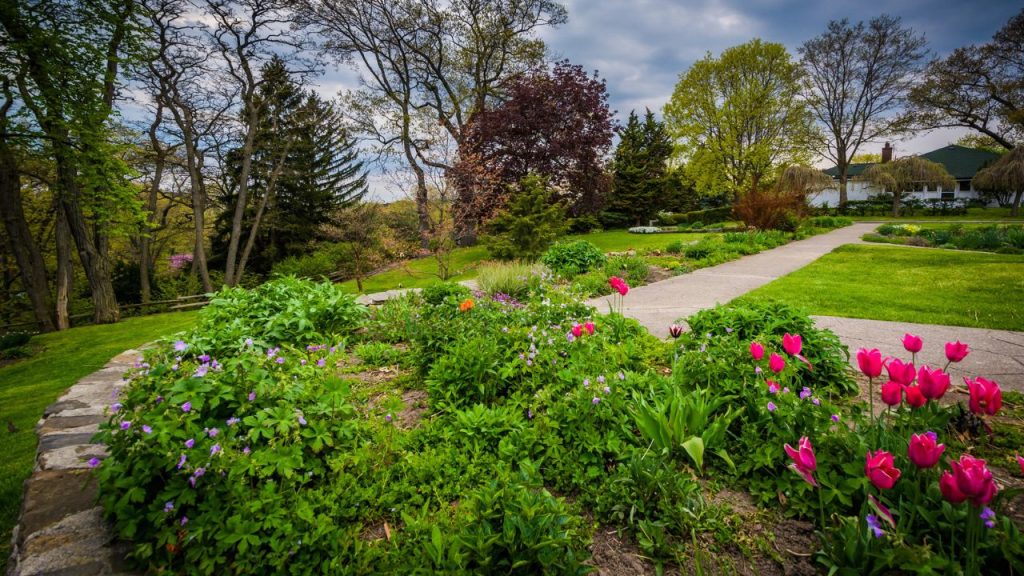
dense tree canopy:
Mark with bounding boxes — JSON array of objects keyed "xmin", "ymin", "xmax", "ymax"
[
  {"xmin": 605, "ymin": 110, "xmax": 674, "ymax": 227},
  {"xmin": 664, "ymin": 40, "xmax": 815, "ymax": 199}
]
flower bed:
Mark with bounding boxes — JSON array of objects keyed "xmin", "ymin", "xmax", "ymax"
[{"xmin": 91, "ymin": 277, "xmax": 1023, "ymax": 574}]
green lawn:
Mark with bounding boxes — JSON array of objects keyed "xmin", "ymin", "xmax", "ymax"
[
  {"xmin": 847, "ymin": 207, "xmax": 1023, "ymax": 222},
  {"xmin": 740, "ymin": 244, "xmax": 1024, "ymax": 331},
  {"xmin": 0, "ymin": 311, "xmax": 198, "ymax": 569},
  {"xmin": 337, "ymin": 230, "xmax": 708, "ymax": 294}
]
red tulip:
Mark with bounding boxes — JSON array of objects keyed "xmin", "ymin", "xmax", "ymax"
[
  {"xmin": 902, "ymin": 333, "xmax": 923, "ymax": 354},
  {"xmin": 904, "ymin": 385, "xmax": 927, "ymax": 409},
  {"xmin": 857, "ymin": 348, "xmax": 884, "ymax": 379},
  {"xmin": 945, "ymin": 340, "xmax": 970, "ymax": 363},
  {"xmin": 584, "ymin": 321, "xmax": 596, "ymax": 335},
  {"xmin": 885, "ymin": 359, "xmax": 915, "ymax": 386},
  {"xmin": 880, "ymin": 380, "xmax": 903, "ymax": 406},
  {"xmin": 784, "ymin": 436, "xmax": 817, "ymax": 487},
  {"xmin": 907, "ymin": 432, "xmax": 945, "ymax": 469},
  {"xmin": 917, "ymin": 366, "xmax": 950, "ymax": 400},
  {"xmin": 571, "ymin": 324, "xmax": 584, "ymax": 338},
  {"xmin": 865, "ymin": 450, "xmax": 901, "ymax": 490},
  {"xmin": 940, "ymin": 471, "xmax": 968, "ymax": 504},
  {"xmin": 749, "ymin": 341, "xmax": 765, "ymax": 361},
  {"xmin": 609, "ymin": 276, "xmax": 629, "ymax": 296},
  {"xmin": 950, "ymin": 454, "xmax": 998, "ymax": 506},
  {"xmin": 769, "ymin": 353, "xmax": 785, "ymax": 373},
  {"xmin": 966, "ymin": 376, "xmax": 1002, "ymax": 416},
  {"xmin": 782, "ymin": 333, "xmax": 802, "ymax": 356}
]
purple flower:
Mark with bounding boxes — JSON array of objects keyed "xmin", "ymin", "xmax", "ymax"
[
  {"xmin": 699, "ymin": 344, "xmax": 707, "ymax": 353},
  {"xmin": 755, "ymin": 366, "xmax": 763, "ymax": 375},
  {"xmin": 110, "ymin": 402, "xmax": 122, "ymax": 413},
  {"xmin": 592, "ymin": 397, "xmax": 601, "ymax": 405},
  {"xmin": 767, "ymin": 401, "xmax": 777, "ymax": 412},
  {"xmin": 812, "ymin": 398, "xmax": 821, "ymax": 406},
  {"xmin": 171, "ymin": 364, "xmax": 179, "ymax": 371},
  {"xmin": 526, "ymin": 360, "xmax": 532, "ymax": 366},
  {"xmin": 603, "ymin": 386, "xmax": 611, "ymax": 394},
  {"xmin": 385, "ymin": 414, "xmax": 392, "ymax": 423},
  {"xmin": 227, "ymin": 417, "xmax": 240, "ymax": 426},
  {"xmin": 193, "ymin": 364, "xmax": 209, "ymax": 378},
  {"xmin": 185, "ymin": 438, "xmax": 195, "ymax": 449},
  {"xmin": 566, "ymin": 332, "xmax": 576, "ymax": 343},
  {"xmin": 164, "ymin": 501, "xmax": 174, "ymax": 513},
  {"xmin": 783, "ymin": 387, "xmax": 790, "ymax": 394},
  {"xmin": 300, "ymin": 359, "xmax": 307, "ymax": 366},
  {"xmin": 275, "ymin": 357, "xmax": 285, "ymax": 365},
  {"xmin": 180, "ymin": 516, "xmax": 188, "ymax": 526},
  {"xmin": 189, "ymin": 467, "xmax": 206, "ymax": 487},
  {"xmin": 725, "ymin": 327, "xmax": 733, "ymax": 333},
  {"xmin": 768, "ymin": 383, "xmax": 779, "ymax": 394},
  {"xmin": 267, "ymin": 348, "xmax": 278, "ymax": 359},
  {"xmin": 142, "ymin": 425, "xmax": 153, "ymax": 434},
  {"xmin": 174, "ymin": 340, "xmax": 188, "ymax": 352},
  {"xmin": 120, "ymin": 421, "xmax": 132, "ymax": 430},
  {"xmin": 210, "ymin": 444, "xmax": 221, "ymax": 456},
  {"xmin": 867, "ymin": 514, "xmax": 884, "ymax": 538},
  {"xmin": 831, "ymin": 414, "xmax": 840, "ymax": 422},
  {"xmin": 799, "ymin": 387, "xmax": 812, "ymax": 400},
  {"xmin": 925, "ymin": 430, "xmax": 938, "ymax": 442},
  {"xmin": 87, "ymin": 457, "xmax": 100, "ymax": 468},
  {"xmin": 198, "ymin": 354, "xmax": 211, "ymax": 364},
  {"xmin": 316, "ymin": 358, "xmax": 326, "ymax": 368},
  {"xmin": 156, "ymin": 395, "xmax": 164, "ymax": 404},
  {"xmin": 248, "ymin": 391, "xmax": 256, "ymax": 402},
  {"xmin": 245, "ymin": 338, "xmax": 254, "ymax": 347},
  {"xmin": 527, "ymin": 409, "xmax": 534, "ymax": 420},
  {"xmin": 597, "ymin": 375, "xmax": 606, "ymax": 384},
  {"xmin": 206, "ymin": 427, "xmax": 218, "ymax": 438},
  {"xmin": 617, "ymin": 371, "xmax": 625, "ymax": 381},
  {"xmin": 981, "ymin": 507, "xmax": 996, "ymax": 529},
  {"xmin": 297, "ymin": 413, "xmax": 307, "ymax": 426},
  {"xmin": 243, "ymin": 446, "xmax": 251, "ymax": 455},
  {"xmin": 177, "ymin": 454, "xmax": 187, "ymax": 469},
  {"xmin": 583, "ymin": 378, "xmax": 590, "ymax": 388}
]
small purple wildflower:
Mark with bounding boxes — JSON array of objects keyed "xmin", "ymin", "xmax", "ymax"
[
  {"xmin": 164, "ymin": 501, "xmax": 174, "ymax": 513},
  {"xmin": 182, "ymin": 401, "xmax": 192, "ymax": 412},
  {"xmin": 243, "ymin": 446, "xmax": 251, "ymax": 455},
  {"xmin": 812, "ymin": 398, "xmax": 821, "ymax": 406},
  {"xmin": 207, "ymin": 428, "xmax": 219, "ymax": 438},
  {"xmin": 755, "ymin": 366, "xmax": 763, "ymax": 375},
  {"xmin": 527, "ymin": 409, "xmax": 534, "ymax": 420},
  {"xmin": 597, "ymin": 375, "xmax": 606, "ymax": 384},
  {"xmin": 925, "ymin": 431, "xmax": 938, "ymax": 442},
  {"xmin": 831, "ymin": 414, "xmax": 840, "ymax": 422},
  {"xmin": 566, "ymin": 332, "xmax": 576, "ymax": 343},
  {"xmin": 767, "ymin": 401, "xmax": 777, "ymax": 412},
  {"xmin": 867, "ymin": 515, "xmax": 884, "ymax": 538},
  {"xmin": 617, "ymin": 371, "xmax": 625, "ymax": 381},
  {"xmin": 177, "ymin": 454, "xmax": 187, "ymax": 469},
  {"xmin": 768, "ymin": 383, "xmax": 779, "ymax": 394},
  {"xmin": 248, "ymin": 391, "xmax": 256, "ymax": 402},
  {"xmin": 210, "ymin": 444, "xmax": 221, "ymax": 456},
  {"xmin": 185, "ymin": 438, "xmax": 195, "ymax": 449},
  {"xmin": 526, "ymin": 359, "xmax": 533, "ymax": 366},
  {"xmin": 603, "ymin": 386, "xmax": 611, "ymax": 394},
  {"xmin": 198, "ymin": 354, "xmax": 211, "ymax": 364},
  {"xmin": 385, "ymin": 414, "xmax": 392, "ymax": 424},
  {"xmin": 981, "ymin": 507, "xmax": 996, "ymax": 528},
  {"xmin": 245, "ymin": 338, "xmax": 254, "ymax": 347},
  {"xmin": 699, "ymin": 344, "xmax": 707, "ymax": 353},
  {"xmin": 174, "ymin": 340, "xmax": 188, "ymax": 352},
  {"xmin": 227, "ymin": 417, "xmax": 240, "ymax": 426},
  {"xmin": 111, "ymin": 402, "xmax": 122, "ymax": 413},
  {"xmin": 297, "ymin": 414, "xmax": 307, "ymax": 426},
  {"xmin": 583, "ymin": 378, "xmax": 590, "ymax": 388},
  {"xmin": 317, "ymin": 358, "xmax": 326, "ymax": 368},
  {"xmin": 120, "ymin": 421, "xmax": 132, "ymax": 430},
  {"xmin": 171, "ymin": 364, "xmax": 179, "ymax": 371},
  {"xmin": 783, "ymin": 387, "xmax": 790, "ymax": 394},
  {"xmin": 592, "ymin": 397, "xmax": 601, "ymax": 405},
  {"xmin": 87, "ymin": 457, "xmax": 100, "ymax": 468},
  {"xmin": 275, "ymin": 356, "xmax": 286, "ymax": 365},
  {"xmin": 156, "ymin": 395, "xmax": 164, "ymax": 404},
  {"xmin": 300, "ymin": 359, "xmax": 307, "ymax": 366},
  {"xmin": 267, "ymin": 347, "xmax": 279, "ymax": 359},
  {"xmin": 192, "ymin": 364, "xmax": 208, "ymax": 378},
  {"xmin": 725, "ymin": 327, "xmax": 733, "ymax": 333},
  {"xmin": 180, "ymin": 516, "xmax": 188, "ymax": 526},
  {"xmin": 799, "ymin": 387, "xmax": 812, "ymax": 400},
  {"xmin": 142, "ymin": 424, "xmax": 153, "ymax": 434}
]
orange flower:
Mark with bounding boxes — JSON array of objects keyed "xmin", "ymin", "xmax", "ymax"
[{"xmin": 459, "ymin": 298, "xmax": 474, "ymax": 312}]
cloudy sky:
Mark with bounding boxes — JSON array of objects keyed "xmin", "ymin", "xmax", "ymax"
[{"xmin": 319, "ymin": 0, "xmax": 1021, "ymax": 199}]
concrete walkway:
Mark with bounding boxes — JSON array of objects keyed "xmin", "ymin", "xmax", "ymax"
[{"xmin": 587, "ymin": 223, "xmax": 1024, "ymax": 393}]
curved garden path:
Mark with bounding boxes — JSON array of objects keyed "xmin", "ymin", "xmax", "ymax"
[{"xmin": 587, "ymin": 223, "xmax": 1024, "ymax": 393}]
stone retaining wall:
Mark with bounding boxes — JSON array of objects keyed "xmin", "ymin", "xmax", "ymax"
[{"xmin": 7, "ymin": 350, "xmax": 142, "ymax": 576}]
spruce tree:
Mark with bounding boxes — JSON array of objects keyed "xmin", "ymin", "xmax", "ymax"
[{"xmin": 604, "ymin": 109, "xmax": 673, "ymax": 226}]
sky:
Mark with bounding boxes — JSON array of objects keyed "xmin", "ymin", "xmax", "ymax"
[{"xmin": 315, "ymin": 0, "xmax": 1023, "ymax": 200}]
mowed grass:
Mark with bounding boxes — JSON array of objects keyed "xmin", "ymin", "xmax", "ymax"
[
  {"xmin": 337, "ymin": 230, "xmax": 708, "ymax": 294},
  {"xmin": 740, "ymin": 244, "xmax": 1024, "ymax": 331},
  {"xmin": 0, "ymin": 311, "xmax": 198, "ymax": 569}
]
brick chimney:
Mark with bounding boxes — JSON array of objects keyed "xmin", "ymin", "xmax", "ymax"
[{"xmin": 882, "ymin": 143, "xmax": 893, "ymax": 163}]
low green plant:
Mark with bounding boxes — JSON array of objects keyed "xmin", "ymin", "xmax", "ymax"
[
  {"xmin": 353, "ymin": 342, "xmax": 403, "ymax": 367},
  {"xmin": 475, "ymin": 261, "xmax": 546, "ymax": 299},
  {"xmin": 421, "ymin": 281, "xmax": 471, "ymax": 306},
  {"xmin": 665, "ymin": 240, "xmax": 684, "ymax": 254},
  {"xmin": 270, "ymin": 243, "xmax": 351, "ymax": 280},
  {"xmin": 604, "ymin": 255, "xmax": 649, "ymax": 286},
  {"xmin": 631, "ymin": 385, "xmax": 739, "ymax": 473},
  {"xmin": 541, "ymin": 240, "xmax": 607, "ymax": 277},
  {"xmin": 0, "ymin": 332, "xmax": 31, "ymax": 351}
]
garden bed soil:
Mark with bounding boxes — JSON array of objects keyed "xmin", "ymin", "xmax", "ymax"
[{"xmin": 587, "ymin": 528, "xmax": 663, "ymax": 576}]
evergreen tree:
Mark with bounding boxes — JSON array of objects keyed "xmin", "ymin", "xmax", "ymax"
[
  {"xmin": 604, "ymin": 110, "xmax": 673, "ymax": 226},
  {"xmin": 484, "ymin": 175, "xmax": 568, "ymax": 260}
]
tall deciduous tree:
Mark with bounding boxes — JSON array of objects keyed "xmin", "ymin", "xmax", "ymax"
[
  {"xmin": 907, "ymin": 8, "xmax": 1023, "ymax": 150},
  {"xmin": 861, "ymin": 157, "xmax": 956, "ymax": 217},
  {"xmin": 800, "ymin": 15, "xmax": 928, "ymax": 207},
  {"xmin": 453, "ymin": 61, "xmax": 614, "ymax": 229},
  {"xmin": 605, "ymin": 109, "xmax": 673, "ymax": 227},
  {"xmin": 664, "ymin": 40, "xmax": 814, "ymax": 199},
  {"xmin": 973, "ymin": 146, "xmax": 1024, "ymax": 215}
]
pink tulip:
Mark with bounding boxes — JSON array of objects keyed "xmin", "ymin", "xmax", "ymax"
[
  {"xmin": 609, "ymin": 276, "xmax": 629, "ymax": 296},
  {"xmin": 784, "ymin": 436, "xmax": 817, "ymax": 487},
  {"xmin": 886, "ymin": 359, "xmax": 916, "ymax": 386},
  {"xmin": 583, "ymin": 321, "xmax": 596, "ymax": 335},
  {"xmin": 917, "ymin": 366, "xmax": 950, "ymax": 400},
  {"xmin": 668, "ymin": 324, "xmax": 683, "ymax": 339},
  {"xmin": 857, "ymin": 348, "xmax": 884, "ymax": 379},
  {"xmin": 769, "ymin": 353, "xmax": 785, "ymax": 373},
  {"xmin": 902, "ymin": 333, "xmax": 923, "ymax": 354},
  {"xmin": 940, "ymin": 471, "xmax": 967, "ymax": 504},
  {"xmin": 945, "ymin": 340, "xmax": 970, "ymax": 363},
  {"xmin": 880, "ymin": 381, "xmax": 902, "ymax": 406},
  {"xmin": 571, "ymin": 324, "xmax": 583, "ymax": 338},
  {"xmin": 950, "ymin": 454, "xmax": 998, "ymax": 506},
  {"xmin": 749, "ymin": 341, "xmax": 765, "ymax": 361},
  {"xmin": 1016, "ymin": 454, "xmax": 1024, "ymax": 475},
  {"xmin": 904, "ymin": 385, "xmax": 927, "ymax": 409},
  {"xmin": 865, "ymin": 450, "xmax": 901, "ymax": 490},
  {"xmin": 966, "ymin": 376, "xmax": 1002, "ymax": 416},
  {"xmin": 907, "ymin": 432, "xmax": 945, "ymax": 469},
  {"xmin": 782, "ymin": 333, "xmax": 802, "ymax": 356}
]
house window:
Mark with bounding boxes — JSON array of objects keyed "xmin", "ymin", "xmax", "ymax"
[
  {"xmin": 941, "ymin": 191, "xmax": 955, "ymax": 201},
  {"xmin": 959, "ymin": 180, "xmax": 971, "ymax": 191}
]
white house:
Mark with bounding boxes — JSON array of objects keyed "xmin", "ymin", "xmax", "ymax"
[{"xmin": 813, "ymin": 143, "xmax": 1002, "ymax": 207}]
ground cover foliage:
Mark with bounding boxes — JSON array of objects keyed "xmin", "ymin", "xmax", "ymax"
[
  {"xmin": 94, "ymin": 278, "xmax": 1023, "ymax": 574},
  {"xmin": 865, "ymin": 223, "xmax": 1024, "ymax": 253}
]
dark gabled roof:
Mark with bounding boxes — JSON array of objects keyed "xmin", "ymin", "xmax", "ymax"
[
  {"xmin": 919, "ymin": 145, "xmax": 1001, "ymax": 179},
  {"xmin": 824, "ymin": 145, "xmax": 1002, "ymax": 180}
]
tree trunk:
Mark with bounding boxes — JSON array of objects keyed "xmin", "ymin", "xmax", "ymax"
[
  {"xmin": 224, "ymin": 105, "xmax": 260, "ymax": 287},
  {"xmin": 54, "ymin": 201, "xmax": 73, "ymax": 330},
  {"xmin": 0, "ymin": 137, "xmax": 56, "ymax": 331},
  {"xmin": 1013, "ymin": 189, "xmax": 1022, "ymax": 217},
  {"xmin": 234, "ymin": 143, "xmax": 291, "ymax": 285},
  {"xmin": 892, "ymin": 192, "xmax": 901, "ymax": 218}
]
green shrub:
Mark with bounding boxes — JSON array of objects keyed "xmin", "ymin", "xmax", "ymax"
[
  {"xmin": 0, "ymin": 331, "xmax": 31, "ymax": 350},
  {"xmin": 570, "ymin": 270, "xmax": 613, "ymax": 297},
  {"xmin": 475, "ymin": 261, "xmax": 546, "ymax": 299},
  {"xmin": 604, "ymin": 254, "xmax": 649, "ymax": 285},
  {"xmin": 426, "ymin": 335, "xmax": 504, "ymax": 410},
  {"xmin": 270, "ymin": 243, "xmax": 350, "ymax": 280},
  {"xmin": 421, "ymin": 281, "xmax": 471, "ymax": 306},
  {"xmin": 665, "ymin": 240, "xmax": 684, "ymax": 254},
  {"xmin": 541, "ymin": 240, "xmax": 607, "ymax": 277},
  {"xmin": 682, "ymin": 206, "xmax": 732, "ymax": 224},
  {"xmin": 353, "ymin": 341, "xmax": 403, "ymax": 367},
  {"xmin": 483, "ymin": 175, "xmax": 568, "ymax": 260},
  {"xmin": 683, "ymin": 241, "xmax": 715, "ymax": 259}
]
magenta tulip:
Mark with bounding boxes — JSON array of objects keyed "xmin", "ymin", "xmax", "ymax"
[
  {"xmin": 950, "ymin": 454, "xmax": 998, "ymax": 506},
  {"xmin": 902, "ymin": 333, "xmax": 923, "ymax": 354},
  {"xmin": 784, "ymin": 436, "xmax": 817, "ymax": 487},
  {"xmin": 917, "ymin": 366, "xmax": 950, "ymax": 400},
  {"xmin": 609, "ymin": 276, "xmax": 629, "ymax": 296},
  {"xmin": 571, "ymin": 324, "xmax": 584, "ymax": 338},
  {"xmin": 857, "ymin": 348, "xmax": 884, "ymax": 379},
  {"xmin": 907, "ymin": 432, "xmax": 945, "ymax": 469},
  {"xmin": 885, "ymin": 359, "xmax": 916, "ymax": 386},
  {"xmin": 904, "ymin": 385, "xmax": 927, "ymax": 409},
  {"xmin": 945, "ymin": 340, "xmax": 970, "ymax": 363},
  {"xmin": 880, "ymin": 381, "xmax": 902, "ymax": 406},
  {"xmin": 1016, "ymin": 454, "xmax": 1024, "ymax": 475},
  {"xmin": 749, "ymin": 341, "xmax": 765, "ymax": 361},
  {"xmin": 782, "ymin": 333, "xmax": 802, "ymax": 356},
  {"xmin": 940, "ymin": 471, "xmax": 968, "ymax": 504},
  {"xmin": 966, "ymin": 376, "xmax": 1002, "ymax": 416},
  {"xmin": 769, "ymin": 353, "xmax": 785, "ymax": 373},
  {"xmin": 865, "ymin": 450, "xmax": 901, "ymax": 490},
  {"xmin": 584, "ymin": 321, "xmax": 596, "ymax": 335}
]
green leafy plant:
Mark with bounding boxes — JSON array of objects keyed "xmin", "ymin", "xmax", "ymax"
[
  {"xmin": 484, "ymin": 175, "xmax": 568, "ymax": 260},
  {"xmin": 632, "ymin": 386, "xmax": 739, "ymax": 472},
  {"xmin": 541, "ymin": 240, "xmax": 607, "ymax": 277},
  {"xmin": 475, "ymin": 261, "xmax": 546, "ymax": 299}
]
